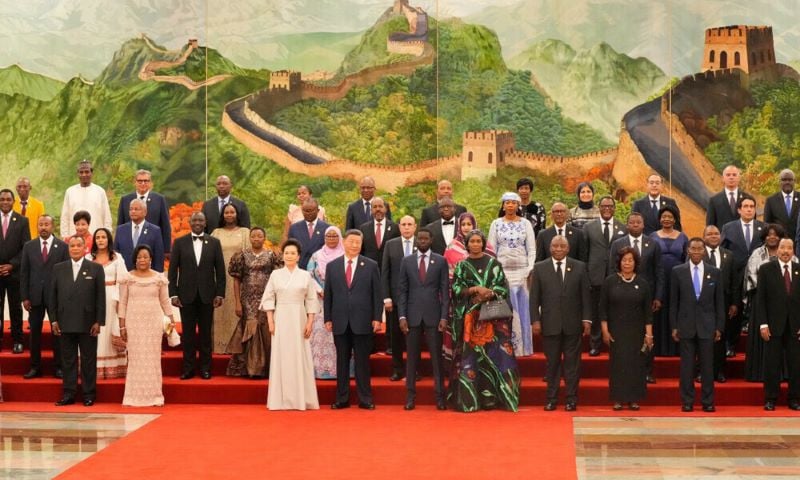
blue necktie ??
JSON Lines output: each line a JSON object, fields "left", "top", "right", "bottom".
{"left": 404, "top": 239, "right": 411, "bottom": 257}
{"left": 744, "top": 223, "right": 751, "bottom": 249}
{"left": 786, "top": 194, "right": 792, "bottom": 217}
{"left": 693, "top": 265, "right": 701, "bottom": 300}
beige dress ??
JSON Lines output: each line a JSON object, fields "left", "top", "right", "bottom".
{"left": 119, "top": 274, "right": 173, "bottom": 407}
{"left": 261, "top": 267, "right": 320, "bottom": 410}
{"left": 211, "top": 227, "right": 250, "bottom": 353}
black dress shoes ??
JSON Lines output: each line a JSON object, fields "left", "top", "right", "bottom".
{"left": 588, "top": 348, "right": 600, "bottom": 357}
{"left": 764, "top": 401, "right": 776, "bottom": 411}
{"left": 789, "top": 401, "right": 800, "bottom": 411}
{"left": 404, "top": 401, "right": 415, "bottom": 411}
{"left": 55, "top": 397, "right": 75, "bottom": 406}
{"left": 358, "top": 402, "right": 376, "bottom": 410}
{"left": 180, "top": 372, "right": 195, "bottom": 380}
{"left": 200, "top": 371, "right": 212, "bottom": 380}
{"left": 702, "top": 404, "right": 716, "bottom": 413}
{"left": 565, "top": 402, "right": 577, "bottom": 412}
{"left": 436, "top": 400, "right": 447, "bottom": 411}
{"left": 725, "top": 348, "right": 735, "bottom": 358}
{"left": 645, "top": 375, "right": 656, "bottom": 384}
{"left": 681, "top": 404, "right": 693, "bottom": 412}
{"left": 330, "top": 402, "right": 350, "bottom": 410}
{"left": 389, "top": 372, "right": 405, "bottom": 382}
{"left": 12, "top": 343, "right": 23, "bottom": 354}
{"left": 544, "top": 401, "right": 557, "bottom": 411}
{"left": 54, "top": 369, "right": 63, "bottom": 379}
{"left": 715, "top": 373, "right": 727, "bottom": 383}
{"left": 83, "top": 398, "right": 95, "bottom": 407}
{"left": 23, "top": 369, "right": 42, "bottom": 379}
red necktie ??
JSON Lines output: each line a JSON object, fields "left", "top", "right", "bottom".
{"left": 21, "top": 201, "right": 27, "bottom": 216}
{"left": 42, "top": 240, "right": 48, "bottom": 262}
{"left": 307, "top": 222, "right": 314, "bottom": 239}
{"left": 419, "top": 253, "right": 427, "bottom": 283}
{"left": 346, "top": 259, "right": 353, "bottom": 288}
{"left": 784, "top": 265, "right": 791, "bottom": 294}
{"left": 375, "top": 222, "right": 382, "bottom": 249}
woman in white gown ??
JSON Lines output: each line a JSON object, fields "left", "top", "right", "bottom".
{"left": 261, "top": 239, "right": 320, "bottom": 410}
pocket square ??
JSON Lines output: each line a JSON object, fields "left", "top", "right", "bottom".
{"left": 85, "top": 276, "right": 94, "bottom": 280}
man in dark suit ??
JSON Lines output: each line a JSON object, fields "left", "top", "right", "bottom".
{"left": 117, "top": 169, "right": 172, "bottom": 254}
{"left": 20, "top": 214, "right": 68, "bottom": 378}
{"left": 50, "top": 236, "right": 105, "bottom": 406}
{"left": 419, "top": 179, "right": 467, "bottom": 227}
{"left": 610, "top": 212, "right": 664, "bottom": 383}
{"left": 721, "top": 194, "right": 764, "bottom": 357}
{"left": 535, "top": 202, "right": 587, "bottom": 262}
{"left": 706, "top": 165, "right": 748, "bottom": 229}
{"left": 702, "top": 225, "right": 738, "bottom": 383}
{"left": 382, "top": 215, "right": 417, "bottom": 380}
{"left": 168, "top": 212, "right": 226, "bottom": 380}
{"left": 324, "top": 229, "right": 383, "bottom": 410}
{"left": 358, "top": 197, "right": 398, "bottom": 269}
{"left": 0, "top": 188, "right": 31, "bottom": 353}
{"left": 288, "top": 199, "right": 330, "bottom": 270}
{"left": 631, "top": 174, "right": 682, "bottom": 234}
{"left": 114, "top": 198, "right": 165, "bottom": 272}
{"left": 756, "top": 238, "right": 800, "bottom": 411}
{"left": 426, "top": 197, "right": 458, "bottom": 255}
{"left": 201, "top": 175, "right": 251, "bottom": 233}
{"left": 531, "top": 235, "right": 592, "bottom": 411}
{"left": 397, "top": 228, "right": 449, "bottom": 411}
{"left": 670, "top": 237, "right": 725, "bottom": 413}
{"left": 584, "top": 196, "right": 627, "bottom": 355}
{"left": 345, "top": 176, "right": 393, "bottom": 231}
{"left": 763, "top": 169, "right": 800, "bottom": 240}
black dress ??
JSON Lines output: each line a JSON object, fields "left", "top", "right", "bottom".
{"left": 599, "top": 274, "right": 653, "bottom": 402}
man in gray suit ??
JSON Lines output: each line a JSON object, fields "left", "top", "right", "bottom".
{"left": 583, "top": 195, "right": 627, "bottom": 355}
{"left": 398, "top": 228, "right": 449, "bottom": 411}
{"left": 670, "top": 237, "right": 725, "bottom": 413}
{"left": 531, "top": 235, "right": 591, "bottom": 411}
{"left": 50, "top": 236, "right": 106, "bottom": 406}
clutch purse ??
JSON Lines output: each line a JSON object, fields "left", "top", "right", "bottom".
{"left": 164, "top": 318, "right": 181, "bottom": 347}
{"left": 478, "top": 298, "right": 512, "bottom": 322}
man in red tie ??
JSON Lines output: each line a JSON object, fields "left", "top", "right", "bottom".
{"left": 324, "top": 230, "right": 383, "bottom": 410}
{"left": 358, "top": 196, "right": 399, "bottom": 272}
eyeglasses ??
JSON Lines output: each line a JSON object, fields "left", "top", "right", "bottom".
{"left": 136, "top": 179, "right": 151, "bottom": 183}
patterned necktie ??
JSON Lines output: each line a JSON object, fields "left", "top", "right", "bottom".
{"left": 729, "top": 192, "right": 736, "bottom": 215}
{"left": 786, "top": 194, "right": 793, "bottom": 217}
{"left": 709, "top": 249, "right": 717, "bottom": 268}
{"left": 375, "top": 222, "right": 382, "bottom": 249}
{"left": 307, "top": 222, "right": 314, "bottom": 239}
{"left": 346, "top": 259, "right": 353, "bottom": 288}
{"left": 219, "top": 198, "right": 225, "bottom": 213}
{"left": 133, "top": 224, "right": 141, "bottom": 245}
{"left": 633, "top": 238, "right": 640, "bottom": 255}
{"left": 20, "top": 201, "right": 27, "bottom": 216}
{"left": 42, "top": 240, "right": 48, "bottom": 262}
{"left": 1, "top": 214, "right": 7, "bottom": 238}
{"left": 364, "top": 201, "right": 371, "bottom": 219}
{"left": 744, "top": 223, "right": 751, "bottom": 249}
{"left": 693, "top": 265, "right": 701, "bottom": 299}
{"left": 404, "top": 239, "right": 411, "bottom": 257}
{"left": 784, "top": 264, "right": 792, "bottom": 294}
{"left": 419, "top": 253, "right": 427, "bottom": 282}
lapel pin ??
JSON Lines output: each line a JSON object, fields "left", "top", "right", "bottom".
{"left": 204, "top": 240, "right": 208, "bottom": 244}
{"left": 644, "top": 243, "right": 649, "bottom": 248}
{"left": 12, "top": 217, "right": 16, "bottom": 221}
{"left": 706, "top": 274, "right": 711, "bottom": 279}
{"left": 82, "top": 271, "right": 87, "bottom": 276}
{"left": 478, "top": 269, "right": 483, "bottom": 273}
{"left": 360, "top": 262, "right": 365, "bottom": 266}
{"left": 566, "top": 267, "right": 572, "bottom": 272}
{"left": 635, "top": 285, "right": 639, "bottom": 289}
{"left": 144, "top": 229, "right": 148, "bottom": 235}
{"left": 387, "top": 226, "right": 392, "bottom": 231}
{"left": 568, "top": 230, "right": 573, "bottom": 235}
{"left": 430, "top": 259, "right": 435, "bottom": 264}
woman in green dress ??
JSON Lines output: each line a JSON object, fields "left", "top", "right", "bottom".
{"left": 448, "top": 230, "right": 520, "bottom": 412}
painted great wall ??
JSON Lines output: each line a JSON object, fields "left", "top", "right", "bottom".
{"left": 139, "top": 37, "right": 232, "bottom": 90}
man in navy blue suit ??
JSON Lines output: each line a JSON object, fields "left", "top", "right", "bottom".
{"left": 344, "top": 176, "right": 392, "bottom": 231}
{"left": 324, "top": 229, "right": 383, "bottom": 410}
{"left": 116, "top": 170, "right": 171, "bottom": 254}
{"left": 114, "top": 199, "right": 165, "bottom": 272}
{"left": 288, "top": 199, "right": 330, "bottom": 270}
{"left": 397, "top": 228, "right": 449, "bottom": 411}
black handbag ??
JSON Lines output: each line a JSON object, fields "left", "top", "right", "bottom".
{"left": 478, "top": 298, "right": 512, "bottom": 321}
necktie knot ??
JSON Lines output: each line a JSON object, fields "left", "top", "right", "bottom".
{"left": 557, "top": 228, "right": 563, "bottom": 236}
{"left": 139, "top": 195, "right": 145, "bottom": 201}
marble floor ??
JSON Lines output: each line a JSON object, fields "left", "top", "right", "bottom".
{"left": 0, "top": 412, "right": 158, "bottom": 479}
{"left": 575, "top": 417, "right": 800, "bottom": 479}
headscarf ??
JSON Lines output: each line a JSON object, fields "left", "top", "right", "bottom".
{"left": 454, "top": 212, "right": 478, "bottom": 244}
{"left": 576, "top": 182, "right": 595, "bottom": 210}
{"left": 313, "top": 226, "right": 344, "bottom": 279}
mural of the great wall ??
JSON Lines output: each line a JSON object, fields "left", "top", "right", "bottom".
{"left": 2, "top": 0, "right": 800, "bottom": 236}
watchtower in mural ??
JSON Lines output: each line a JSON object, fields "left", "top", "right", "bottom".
{"left": 461, "top": 130, "right": 514, "bottom": 181}
{"left": 269, "top": 70, "right": 301, "bottom": 91}
{"left": 702, "top": 25, "right": 775, "bottom": 73}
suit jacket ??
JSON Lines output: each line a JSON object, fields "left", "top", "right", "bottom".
{"left": 397, "top": 251, "right": 449, "bottom": 327}
{"left": 609, "top": 235, "right": 665, "bottom": 301}
{"left": 703, "top": 246, "right": 739, "bottom": 307}
{"left": 0, "top": 211, "right": 31, "bottom": 276}
{"left": 324, "top": 255, "right": 383, "bottom": 335}
{"left": 584, "top": 218, "right": 627, "bottom": 286}
{"left": 168, "top": 233, "right": 226, "bottom": 305}
{"left": 669, "top": 262, "right": 725, "bottom": 340}
{"left": 288, "top": 219, "right": 331, "bottom": 270}
{"left": 419, "top": 202, "right": 467, "bottom": 227}
{"left": 117, "top": 191, "right": 172, "bottom": 252}
{"left": 381, "top": 236, "right": 417, "bottom": 303}
{"left": 755, "top": 260, "right": 800, "bottom": 335}
{"left": 535, "top": 224, "right": 587, "bottom": 263}
{"left": 426, "top": 219, "right": 457, "bottom": 256}
{"left": 345, "top": 198, "right": 393, "bottom": 231}
{"left": 359, "top": 218, "right": 399, "bottom": 269}
{"left": 50, "top": 258, "right": 106, "bottom": 332}
{"left": 13, "top": 196, "right": 44, "bottom": 239}
{"left": 20, "top": 236, "right": 69, "bottom": 306}
{"left": 720, "top": 219, "right": 765, "bottom": 275}
{"left": 530, "top": 258, "right": 591, "bottom": 336}
{"left": 631, "top": 195, "right": 682, "bottom": 234}
{"left": 114, "top": 221, "right": 165, "bottom": 272}
{"left": 706, "top": 190, "right": 748, "bottom": 229}
{"left": 201, "top": 196, "right": 251, "bottom": 233}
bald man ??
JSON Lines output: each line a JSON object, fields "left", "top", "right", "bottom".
{"left": 345, "top": 176, "right": 393, "bottom": 230}
{"left": 419, "top": 180, "right": 467, "bottom": 227}
{"left": 201, "top": 175, "right": 251, "bottom": 233}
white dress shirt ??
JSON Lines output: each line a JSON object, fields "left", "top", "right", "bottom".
{"left": 72, "top": 259, "right": 83, "bottom": 281}
{"left": 441, "top": 218, "right": 455, "bottom": 246}
{"left": 192, "top": 234, "right": 203, "bottom": 265}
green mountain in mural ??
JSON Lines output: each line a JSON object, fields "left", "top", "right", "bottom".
{"left": 95, "top": 37, "right": 178, "bottom": 87}
{"left": 338, "top": 14, "right": 416, "bottom": 77}
{"left": 0, "top": 64, "right": 65, "bottom": 101}
{"left": 510, "top": 39, "right": 670, "bottom": 140}
{"left": 157, "top": 45, "right": 267, "bottom": 82}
